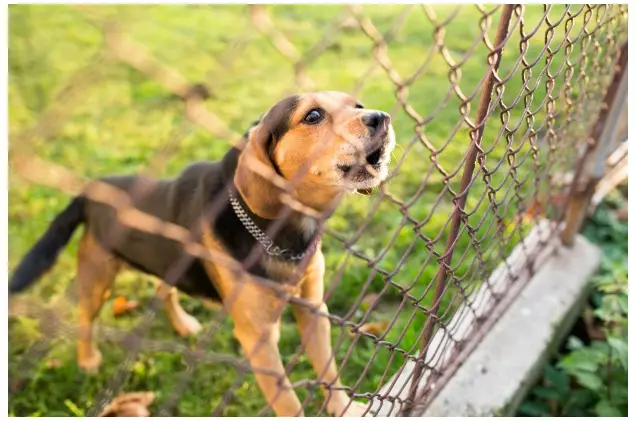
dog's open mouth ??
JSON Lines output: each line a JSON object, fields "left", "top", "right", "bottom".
{"left": 366, "top": 148, "right": 382, "bottom": 166}
{"left": 338, "top": 145, "right": 386, "bottom": 181}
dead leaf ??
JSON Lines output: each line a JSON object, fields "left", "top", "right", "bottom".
{"left": 616, "top": 204, "right": 628, "bottom": 221}
{"left": 548, "top": 192, "right": 569, "bottom": 208}
{"left": 9, "top": 378, "right": 27, "bottom": 394}
{"left": 349, "top": 321, "right": 390, "bottom": 339}
{"left": 583, "top": 307, "right": 605, "bottom": 341}
{"left": 510, "top": 198, "right": 545, "bottom": 227}
{"left": 525, "top": 198, "right": 546, "bottom": 219}
{"left": 99, "top": 392, "right": 155, "bottom": 417}
{"left": 45, "top": 359, "right": 62, "bottom": 369}
{"left": 112, "top": 296, "right": 139, "bottom": 316}
{"left": 511, "top": 193, "right": 569, "bottom": 226}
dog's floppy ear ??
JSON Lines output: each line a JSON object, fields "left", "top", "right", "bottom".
{"left": 234, "top": 96, "right": 299, "bottom": 219}
{"left": 234, "top": 123, "right": 285, "bottom": 218}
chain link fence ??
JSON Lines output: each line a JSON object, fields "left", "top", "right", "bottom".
{"left": 8, "top": 4, "right": 628, "bottom": 416}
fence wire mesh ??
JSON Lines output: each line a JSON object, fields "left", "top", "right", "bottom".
{"left": 8, "top": 4, "right": 629, "bottom": 417}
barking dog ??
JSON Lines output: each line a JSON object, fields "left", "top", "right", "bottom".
{"left": 9, "top": 91, "right": 396, "bottom": 416}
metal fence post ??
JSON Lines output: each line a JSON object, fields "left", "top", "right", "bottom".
{"left": 560, "top": 42, "right": 628, "bottom": 246}
{"left": 400, "top": 4, "right": 515, "bottom": 415}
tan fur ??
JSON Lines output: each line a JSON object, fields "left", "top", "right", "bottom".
{"left": 71, "top": 91, "right": 391, "bottom": 417}
{"left": 236, "top": 91, "right": 384, "bottom": 217}
{"left": 200, "top": 224, "right": 304, "bottom": 415}
{"left": 273, "top": 93, "right": 363, "bottom": 213}
{"left": 290, "top": 250, "right": 366, "bottom": 416}
{"left": 199, "top": 222, "right": 364, "bottom": 416}
{"left": 75, "top": 231, "right": 203, "bottom": 372}
{"left": 234, "top": 123, "right": 287, "bottom": 218}
{"left": 76, "top": 231, "right": 121, "bottom": 373}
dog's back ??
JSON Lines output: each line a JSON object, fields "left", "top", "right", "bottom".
{"left": 85, "top": 162, "right": 224, "bottom": 299}
{"left": 8, "top": 160, "right": 224, "bottom": 300}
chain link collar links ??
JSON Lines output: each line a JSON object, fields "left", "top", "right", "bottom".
{"left": 228, "top": 189, "right": 318, "bottom": 261}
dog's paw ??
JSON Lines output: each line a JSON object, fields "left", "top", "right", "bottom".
{"left": 78, "top": 348, "right": 102, "bottom": 374}
{"left": 339, "top": 401, "right": 369, "bottom": 417}
{"left": 174, "top": 313, "right": 203, "bottom": 337}
{"left": 327, "top": 397, "right": 369, "bottom": 417}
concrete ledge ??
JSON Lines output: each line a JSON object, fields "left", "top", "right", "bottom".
{"left": 368, "top": 220, "right": 559, "bottom": 416}
{"left": 419, "top": 233, "right": 601, "bottom": 416}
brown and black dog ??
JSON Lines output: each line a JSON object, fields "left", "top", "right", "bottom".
{"left": 9, "top": 91, "right": 395, "bottom": 416}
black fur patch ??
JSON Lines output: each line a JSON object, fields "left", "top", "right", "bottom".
{"left": 260, "top": 95, "right": 299, "bottom": 175}
{"left": 9, "top": 104, "right": 312, "bottom": 302}
{"left": 212, "top": 148, "right": 316, "bottom": 277}
{"left": 263, "top": 95, "right": 299, "bottom": 144}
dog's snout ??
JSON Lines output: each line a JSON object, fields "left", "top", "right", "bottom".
{"left": 362, "top": 112, "right": 390, "bottom": 135}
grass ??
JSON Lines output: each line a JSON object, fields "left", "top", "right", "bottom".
{"left": 8, "top": 4, "right": 627, "bottom": 416}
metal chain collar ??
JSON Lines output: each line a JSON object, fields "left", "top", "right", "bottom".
{"left": 227, "top": 189, "right": 316, "bottom": 261}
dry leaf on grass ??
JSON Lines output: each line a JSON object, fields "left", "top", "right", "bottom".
{"left": 510, "top": 193, "right": 569, "bottom": 226}
{"left": 583, "top": 307, "right": 606, "bottom": 341}
{"left": 616, "top": 204, "right": 628, "bottom": 221}
{"left": 99, "top": 392, "right": 155, "bottom": 417}
{"left": 45, "top": 359, "right": 62, "bottom": 369}
{"left": 349, "top": 321, "right": 390, "bottom": 339}
{"left": 112, "top": 296, "right": 139, "bottom": 316}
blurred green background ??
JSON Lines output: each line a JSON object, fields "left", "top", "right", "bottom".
{"left": 8, "top": 4, "right": 624, "bottom": 416}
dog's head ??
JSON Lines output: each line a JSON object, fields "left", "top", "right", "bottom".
{"left": 235, "top": 91, "right": 396, "bottom": 218}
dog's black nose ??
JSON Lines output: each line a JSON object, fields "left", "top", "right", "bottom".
{"left": 362, "top": 112, "right": 390, "bottom": 135}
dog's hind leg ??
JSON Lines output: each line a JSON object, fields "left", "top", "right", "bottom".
{"left": 158, "top": 285, "right": 202, "bottom": 337}
{"left": 76, "top": 231, "right": 121, "bottom": 373}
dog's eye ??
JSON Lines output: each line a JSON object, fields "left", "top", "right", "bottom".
{"left": 303, "top": 109, "right": 323, "bottom": 124}
{"left": 355, "top": 103, "right": 365, "bottom": 109}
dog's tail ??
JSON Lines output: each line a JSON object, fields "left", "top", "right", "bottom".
{"left": 9, "top": 196, "right": 86, "bottom": 295}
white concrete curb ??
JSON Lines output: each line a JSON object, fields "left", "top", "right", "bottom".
{"left": 420, "top": 232, "right": 601, "bottom": 416}
{"left": 366, "top": 220, "right": 601, "bottom": 416}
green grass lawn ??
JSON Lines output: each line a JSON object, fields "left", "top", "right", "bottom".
{"left": 8, "top": 4, "right": 626, "bottom": 416}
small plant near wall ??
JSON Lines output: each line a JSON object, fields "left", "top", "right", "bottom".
{"left": 518, "top": 188, "right": 628, "bottom": 417}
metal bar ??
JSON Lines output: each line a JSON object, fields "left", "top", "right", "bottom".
{"left": 400, "top": 4, "right": 516, "bottom": 416}
{"left": 560, "top": 41, "right": 628, "bottom": 246}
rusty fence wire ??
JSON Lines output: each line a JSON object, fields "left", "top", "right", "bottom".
{"left": 7, "top": 4, "right": 629, "bottom": 417}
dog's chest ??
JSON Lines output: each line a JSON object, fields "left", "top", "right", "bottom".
{"left": 261, "top": 256, "right": 303, "bottom": 288}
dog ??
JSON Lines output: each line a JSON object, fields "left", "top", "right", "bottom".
{"left": 9, "top": 91, "right": 396, "bottom": 416}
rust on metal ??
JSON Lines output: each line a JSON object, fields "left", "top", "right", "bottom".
{"left": 560, "top": 41, "right": 628, "bottom": 246}
{"left": 401, "top": 4, "right": 515, "bottom": 415}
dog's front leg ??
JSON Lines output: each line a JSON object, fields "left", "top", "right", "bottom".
{"left": 292, "top": 251, "right": 368, "bottom": 417}
{"left": 234, "top": 322, "right": 303, "bottom": 416}
{"left": 199, "top": 229, "right": 304, "bottom": 416}
{"left": 226, "top": 282, "right": 304, "bottom": 416}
